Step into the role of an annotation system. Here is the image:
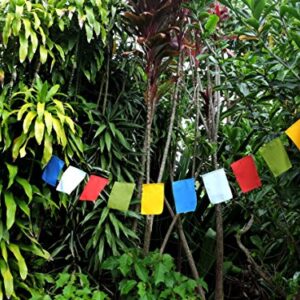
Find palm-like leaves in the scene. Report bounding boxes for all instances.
[10,78,82,165]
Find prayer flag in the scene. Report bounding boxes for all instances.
[285,119,300,150]
[108,182,135,211]
[79,175,109,201]
[42,155,64,186]
[172,178,197,213]
[231,155,262,193]
[202,168,233,204]
[56,166,86,195]
[141,183,164,215]
[259,138,291,177]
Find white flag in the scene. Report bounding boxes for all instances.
[202,168,233,204]
[56,166,87,195]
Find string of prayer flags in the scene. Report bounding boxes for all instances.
[231,155,262,193]
[202,168,233,204]
[79,175,109,201]
[56,166,87,195]
[42,155,64,187]
[172,178,197,213]
[108,182,135,211]
[259,137,292,177]
[141,183,164,215]
[285,119,300,150]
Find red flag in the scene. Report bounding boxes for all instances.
[231,155,261,193]
[79,175,109,201]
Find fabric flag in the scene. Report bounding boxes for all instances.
[202,168,233,204]
[42,155,64,186]
[79,175,109,201]
[259,137,292,177]
[141,183,164,215]
[172,178,197,213]
[56,166,87,195]
[231,155,262,193]
[108,182,135,211]
[285,119,300,150]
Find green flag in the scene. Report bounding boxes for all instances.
[108,182,135,211]
[259,137,292,177]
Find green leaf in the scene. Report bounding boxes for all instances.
[154,262,168,286]
[94,124,106,138]
[8,244,28,280]
[115,129,131,150]
[0,260,14,299]
[15,198,30,217]
[280,5,300,19]
[245,17,259,30]
[56,273,71,288]
[5,163,18,189]
[290,31,300,48]
[85,24,93,43]
[16,177,32,201]
[12,18,21,36]
[46,85,60,101]
[119,280,137,295]
[134,263,148,282]
[205,14,219,35]
[104,132,111,151]
[34,118,45,145]
[19,32,28,63]
[98,207,110,227]
[253,0,265,19]
[4,192,17,230]
[0,241,8,263]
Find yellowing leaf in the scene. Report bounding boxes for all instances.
[44,111,53,135]
[37,102,45,119]
[34,118,45,145]
[30,30,38,56]
[17,103,33,121]
[42,133,53,166]
[8,244,28,280]
[22,18,31,39]
[65,116,76,133]
[23,111,37,134]
[39,45,48,64]
[0,260,14,299]
[19,32,28,63]
[52,118,67,147]
[12,133,27,161]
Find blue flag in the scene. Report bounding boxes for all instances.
[172,178,197,214]
[42,155,64,186]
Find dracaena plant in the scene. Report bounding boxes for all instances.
[125,0,182,253]
[9,78,83,165]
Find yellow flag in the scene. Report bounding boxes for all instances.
[286,119,300,150]
[141,183,164,215]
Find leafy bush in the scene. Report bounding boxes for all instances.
[29,272,109,300]
[102,250,207,299]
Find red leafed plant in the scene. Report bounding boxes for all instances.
[124,0,183,254]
